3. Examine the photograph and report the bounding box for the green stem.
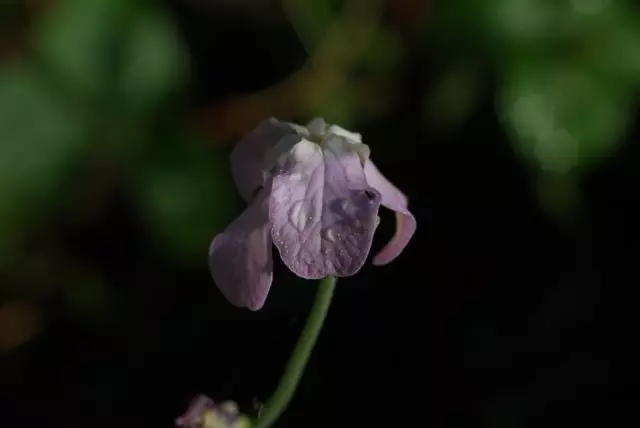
[253,276,337,428]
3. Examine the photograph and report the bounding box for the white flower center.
[306,117,330,144]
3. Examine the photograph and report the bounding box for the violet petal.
[209,192,273,310]
[269,136,382,279]
[230,118,301,202]
[364,159,417,265]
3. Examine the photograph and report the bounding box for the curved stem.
[253,276,337,428]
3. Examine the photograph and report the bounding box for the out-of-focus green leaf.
[430,0,485,52]
[34,0,130,101]
[359,30,404,75]
[435,0,568,57]
[489,0,561,39]
[282,0,336,53]
[0,66,86,263]
[483,0,571,53]
[34,0,184,114]
[118,10,185,115]
[499,61,630,174]
[134,135,237,268]
[311,84,359,125]
[582,2,640,87]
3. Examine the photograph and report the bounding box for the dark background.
[1,0,639,427]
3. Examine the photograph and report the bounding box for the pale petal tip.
[371,210,417,266]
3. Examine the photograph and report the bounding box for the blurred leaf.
[582,1,640,87]
[34,0,130,102]
[499,61,630,174]
[311,83,359,125]
[0,66,86,263]
[134,135,237,267]
[282,0,337,53]
[358,29,404,75]
[118,9,186,115]
[433,0,567,58]
[485,0,567,48]
[430,0,485,54]
[34,0,184,114]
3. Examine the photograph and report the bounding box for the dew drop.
[288,200,308,231]
[322,228,337,242]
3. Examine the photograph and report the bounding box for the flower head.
[209,118,416,310]
[176,395,251,428]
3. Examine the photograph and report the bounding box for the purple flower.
[209,118,416,310]
[175,395,250,428]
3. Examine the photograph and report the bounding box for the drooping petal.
[209,192,273,310]
[269,136,382,279]
[364,160,417,265]
[230,118,302,202]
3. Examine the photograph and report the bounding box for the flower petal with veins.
[269,135,382,279]
[208,191,273,310]
[211,116,416,310]
[230,118,302,202]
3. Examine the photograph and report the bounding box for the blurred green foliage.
[0,0,233,340]
[501,61,630,173]
[133,132,237,267]
[434,0,639,219]
[1,0,639,350]
[34,0,184,115]
[439,0,639,176]
[0,65,86,266]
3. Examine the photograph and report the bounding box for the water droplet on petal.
[322,228,337,242]
[289,172,303,183]
[288,200,308,231]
